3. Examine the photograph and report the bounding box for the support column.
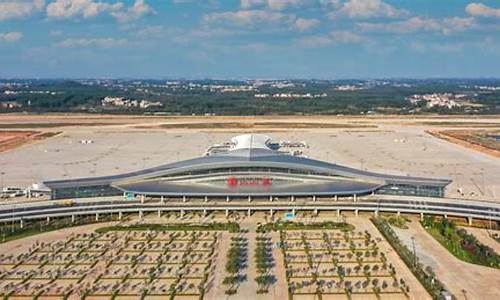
[355,209,358,216]
[444,214,448,219]
[182,196,186,203]
[269,195,273,202]
[269,208,273,216]
[314,208,318,215]
[334,195,338,201]
[161,196,164,204]
[468,217,472,226]
[95,213,99,221]
[140,195,145,204]
[157,210,161,218]
[226,196,230,203]
[247,208,251,217]
[180,209,184,218]
[46,216,50,224]
[118,211,123,221]
[203,209,207,216]
[204,196,208,203]
[353,194,357,202]
[337,209,340,217]
[292,208,296,215]
[374,210,378,217]
[291,195,295,202]
[248,195,252,202]
[139,211,143,220]
[420,213,424,221]
[71,215,75,223]
[313,195,317,202]
[397,211,401,216]
[225,209,229,217]
[20,219,24,229]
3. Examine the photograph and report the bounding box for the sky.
[0,0,499,79]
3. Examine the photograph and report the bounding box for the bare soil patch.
[0,130,60,153]
[414,121,500,128]
[427,130,500,158]
[0,122,126,129]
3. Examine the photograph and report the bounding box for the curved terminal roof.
[44,134,452,194]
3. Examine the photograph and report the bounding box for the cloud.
[332,0,407,19]
[409,41,469,54]
[55,37,127,48]
[319,0,340,6]
[46,0,152,22]
[203,9,294,27]
[466,3,500,18]
[0,0,45,21]
[46,0,123,19]
[50,29,63,36]
[298,30,365,47]
[204,8,319,32]
[111,0,154,23]
[240,0,310,10]
[442,17,476,33]
[294,18,320,32]
[358,16,475,34]
[0,32,24,43]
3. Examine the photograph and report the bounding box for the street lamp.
[0,171,5,192]
[411,236,416,268]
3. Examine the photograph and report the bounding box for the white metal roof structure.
[230,134,271,150]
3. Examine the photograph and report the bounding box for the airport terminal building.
[44,134,451,200]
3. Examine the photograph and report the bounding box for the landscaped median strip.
[371,217,453,300]
[254,234,275,294]
[421,216,499,268]
[95,222,240,233]
[257,221,355,233]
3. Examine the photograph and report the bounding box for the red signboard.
[227,177,238,186]
[227,177,273,187]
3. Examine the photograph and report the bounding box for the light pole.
[0,171,4,192]
[488,209,492,234]
[411,236,416,268]
[481,172,485,197]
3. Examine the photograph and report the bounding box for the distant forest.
[1,79,499,115]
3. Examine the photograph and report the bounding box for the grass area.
[384,215,411,229]
[421,216,499,268]
[371,217,451,300]
[256,221,354,233]
[95,222,240,233]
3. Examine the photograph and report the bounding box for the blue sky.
[0,0,499,79]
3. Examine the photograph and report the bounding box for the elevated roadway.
[0,195,499,226]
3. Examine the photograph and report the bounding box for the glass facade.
[376,184,444,198]
[52,185,122,200]
[158,166,336,178]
